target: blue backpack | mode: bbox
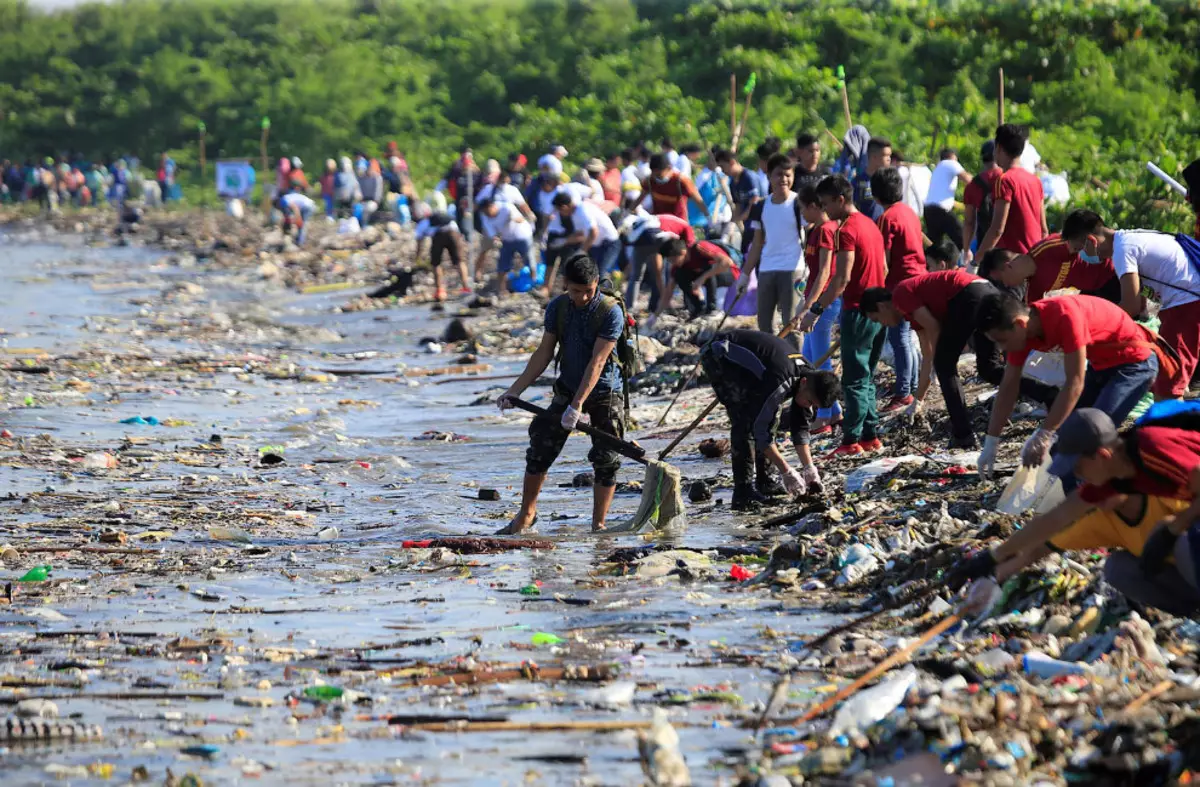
[1175,233,1200,277]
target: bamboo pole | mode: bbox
[404,719,654,733]
[260,117,271,215]
[730,74,737,138]
[788,614,960,725]
[1123,679,1174,715]
[997,68,1005,125]
[838,65,852,129]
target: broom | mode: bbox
[508,399,684,534]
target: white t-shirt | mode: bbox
[280,193,315,213]
[925,159,965,210]
[483,203,533,243]
[1112,230,1200,311]
[620,165,642,202]
[758,193,804,275]
[901,164,931,217]
[548,201,618,243]
[676,156,693,180]
[564,182,592,205]
[414,217,458,240]
[666,150,682,172]
[534,185,562,217]
[476,182,526,207]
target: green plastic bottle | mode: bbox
[17,565,51,582]
[531,632,564,646]
[519,583,540,596]
[303,685,344,701]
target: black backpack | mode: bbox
[744,195,805,254]
[553,275,643,416]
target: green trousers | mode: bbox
[839,306,886,445]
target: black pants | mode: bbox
[675,268,732,317]
[700,349,767,489]
[431,230,462,268]
[1081,274,1122,305]
[924,204,963,250]
[936,282,1000,440]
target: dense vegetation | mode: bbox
[1,0,1196,228]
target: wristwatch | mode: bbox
[809,303,825,315]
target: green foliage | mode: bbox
[0,0,1197,229]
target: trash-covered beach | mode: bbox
[1,214,1198,787]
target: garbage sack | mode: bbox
[829,666,917,735]
[844,455,927,493]
[996,456,1063,515]
[724,270,757,316]
[1022,351,1065,388]
[635,549,711,579]
[606,460,686,534]
[337,217,361,234]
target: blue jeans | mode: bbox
[498,238,534,273]
[887,320,919,398]
[295,205,314,245]
[1078,354,1158,427]
[589,240,621,278]
[803,297,843,421]
[1061,355,1158,494]
[625,245,662,312]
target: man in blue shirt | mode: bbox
[714,148,763,255]
[497,254,626,534]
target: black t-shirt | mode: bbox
[711,329,814,447]
[792,164,831,197]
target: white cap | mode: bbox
[553,145,568,158]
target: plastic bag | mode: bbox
[844,455,927,493]
[829,666,917,734]
[995,456,1063,515]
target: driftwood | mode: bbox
[400,536,556,553]
[397,663,619,689]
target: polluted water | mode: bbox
[0,215,1196,786]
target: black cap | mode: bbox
[1048,408,1118,478]
[980,140,996,163]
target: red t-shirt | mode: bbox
[994,167,1045,254]
[837,211,887,309]
[963,167,1000,211]
[804,219,838,297]
[1026,234,1117,303]
[877,203,927,289]
[649,174,693,221]
[600,169,622,204]
[892,270,984,328]
[1006,295,1154,370]
[1080,426,1200,504]
[680,241,739,276]
[654,213,696,246]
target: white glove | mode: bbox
[782,468,806,497]
[797,310,817,333]
[903,398,923,423]
[561,405,583,431]
[497,392,517,412]
[977,435,1001,480]
[736,274,750,295]
[962,576,1003,620]
[801,464,822,494]
[644,314,658,330]
[1021,428,1056,468]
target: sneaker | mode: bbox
[859,437,884,454]
[459,287,473,295]
[883,395,914,413]
[824,443,864,460]
[809,424,833,436]
[434,288,447,302]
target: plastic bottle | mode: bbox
[1022,651,1091,679]
[531,632,564,646]
[519,583,540,596]
[302,685,344,700]
[18,565,51,582]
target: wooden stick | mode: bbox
[15,545,161,555]
[997,68,1005,125]
[399,664,620,689]
[510,399,648,465]
[402,363,492,378]
[1123,679,1174,715]
[0,690,224,703]
[822,128,844,150]
[730,74,737,138]
[791,582,936,662]
[404,719,654,733]
[840,82,853,129]
[789,614,960,725]
[656,339,839,461]
[654,288,748,427]
[657,398,719,460]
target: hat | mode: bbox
[1047,408,1118,478]
[980,140,996,163]
[291,156,303,169]
[486,159,501,174]
[585,157,605,174]
[552,145,568,158]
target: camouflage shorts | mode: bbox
[525,383,625,485]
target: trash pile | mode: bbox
[0,210,1197,785]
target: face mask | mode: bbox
[654,175,669,184]
[1079,250,1102,265]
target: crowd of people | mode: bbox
[0,154,184,211]
[485,123,1200,622]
